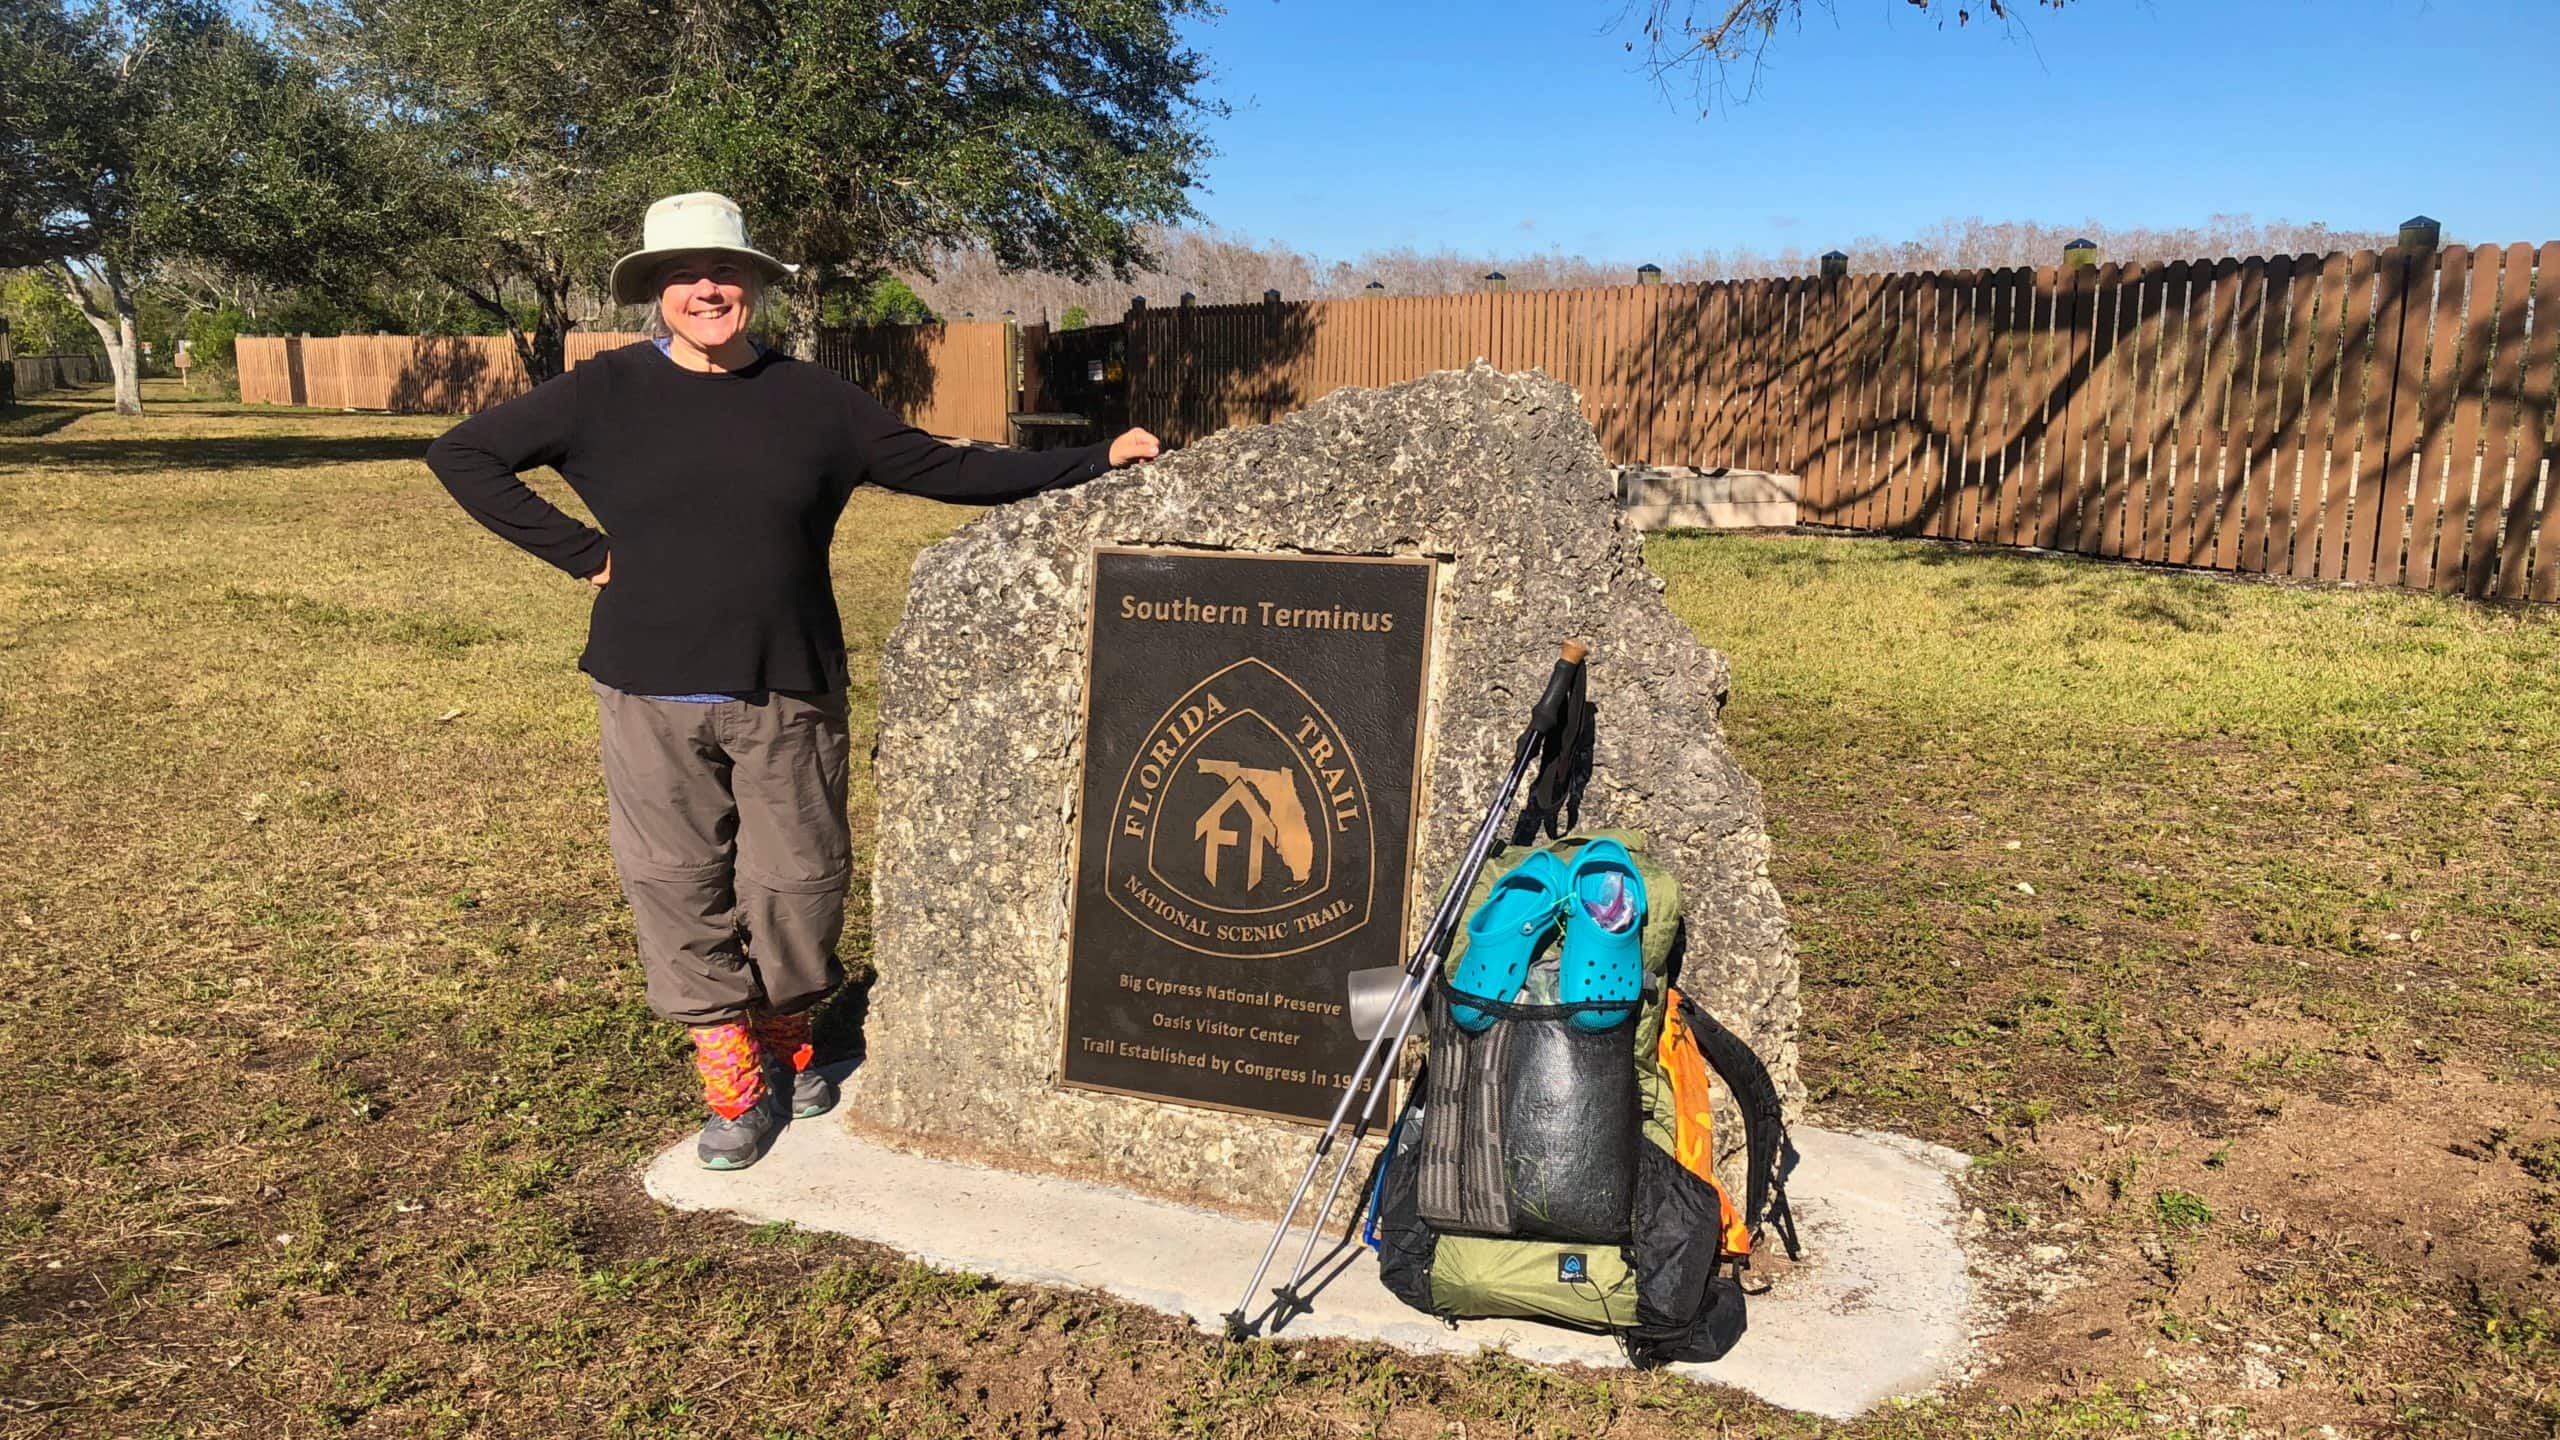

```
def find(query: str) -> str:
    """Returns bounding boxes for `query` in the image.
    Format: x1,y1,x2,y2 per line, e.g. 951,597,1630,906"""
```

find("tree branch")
42,260,114,326
1616,0,2067,113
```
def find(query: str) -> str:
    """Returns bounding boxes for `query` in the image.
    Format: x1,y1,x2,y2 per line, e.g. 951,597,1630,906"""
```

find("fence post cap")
1363,280,1386,294
2397,215,2442,251
1179,292,1196,308
1262,288,1281,303
1636,263,1663,286
1131,295,1146,310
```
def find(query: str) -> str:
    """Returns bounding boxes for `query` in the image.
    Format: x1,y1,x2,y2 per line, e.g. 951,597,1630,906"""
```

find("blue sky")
1180,0,2560,263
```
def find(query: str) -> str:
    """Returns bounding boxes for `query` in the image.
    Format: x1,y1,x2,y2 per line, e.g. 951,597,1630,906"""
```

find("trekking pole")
1261,909,1441,1318
1262,634,1592,1316
1221,640,1590,1340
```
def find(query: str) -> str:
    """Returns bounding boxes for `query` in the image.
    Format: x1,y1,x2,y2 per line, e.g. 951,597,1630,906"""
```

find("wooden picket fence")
1792,245,2560,602
236,333,643,412
220,246,2560,601
235,323,1015,441
10,352,106,399
1116,242,2560,601
809,323,1012,442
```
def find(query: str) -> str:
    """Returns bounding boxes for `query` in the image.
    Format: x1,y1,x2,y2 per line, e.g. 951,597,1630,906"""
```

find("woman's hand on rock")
1107,429,1161,468
588,553,612,587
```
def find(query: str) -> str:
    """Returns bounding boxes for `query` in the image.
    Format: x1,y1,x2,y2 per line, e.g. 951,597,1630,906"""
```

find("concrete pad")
645,1111,1974,1418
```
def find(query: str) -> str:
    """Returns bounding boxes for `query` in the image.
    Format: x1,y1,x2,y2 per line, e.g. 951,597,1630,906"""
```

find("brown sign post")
1061,547,1436,1122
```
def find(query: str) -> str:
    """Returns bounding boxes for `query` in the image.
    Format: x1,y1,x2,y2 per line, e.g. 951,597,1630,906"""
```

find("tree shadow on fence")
1619,252,2532,594
811,323,941,428
1123,301,1321,448
11,353,108,401
389,338,525,416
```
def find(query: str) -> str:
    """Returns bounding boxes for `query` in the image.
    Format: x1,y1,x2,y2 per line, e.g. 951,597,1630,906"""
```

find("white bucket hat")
608,192,798,306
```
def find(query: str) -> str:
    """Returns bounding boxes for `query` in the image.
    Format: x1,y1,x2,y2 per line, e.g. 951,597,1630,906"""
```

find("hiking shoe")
788,1067,838,1119
695,1100,778,1170
1560,838,1646,1032
1448,850,1570,1032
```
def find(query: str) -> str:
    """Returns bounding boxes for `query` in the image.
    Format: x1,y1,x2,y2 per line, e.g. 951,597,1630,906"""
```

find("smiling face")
653,253,760,357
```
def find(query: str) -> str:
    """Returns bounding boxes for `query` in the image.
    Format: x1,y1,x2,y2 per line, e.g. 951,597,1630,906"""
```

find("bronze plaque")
1061,547,1436,1122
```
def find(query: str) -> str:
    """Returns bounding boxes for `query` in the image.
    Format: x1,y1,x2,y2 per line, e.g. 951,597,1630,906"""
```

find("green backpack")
1364,830,1800,1367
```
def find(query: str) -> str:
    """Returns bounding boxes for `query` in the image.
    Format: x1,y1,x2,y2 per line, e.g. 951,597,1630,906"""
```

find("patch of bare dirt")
1968,1063,2560,1435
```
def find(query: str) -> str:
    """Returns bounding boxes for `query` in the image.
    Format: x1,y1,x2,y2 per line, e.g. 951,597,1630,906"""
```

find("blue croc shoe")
1448,850,1570,1032
1560,838,1647,1031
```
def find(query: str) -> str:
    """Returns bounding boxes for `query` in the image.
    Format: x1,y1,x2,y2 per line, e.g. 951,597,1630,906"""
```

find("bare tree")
1842,214,2400,274
898,210,2391,322
909,225,1320,322
1611,1,2075,113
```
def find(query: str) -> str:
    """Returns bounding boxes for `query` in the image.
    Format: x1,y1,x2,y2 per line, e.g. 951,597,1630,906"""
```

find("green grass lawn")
1652,532,2560,1126
1,381,2553,1437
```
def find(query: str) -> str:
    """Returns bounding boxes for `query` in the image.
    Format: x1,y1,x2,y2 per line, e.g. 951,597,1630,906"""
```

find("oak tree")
2,0,426,412
279,0,1219,377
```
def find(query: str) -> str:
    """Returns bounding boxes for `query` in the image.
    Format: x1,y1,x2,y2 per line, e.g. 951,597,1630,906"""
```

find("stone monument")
853,363,1798,1213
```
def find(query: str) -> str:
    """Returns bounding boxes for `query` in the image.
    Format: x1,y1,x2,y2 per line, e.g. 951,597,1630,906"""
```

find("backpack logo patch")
1556,1253,1589,1284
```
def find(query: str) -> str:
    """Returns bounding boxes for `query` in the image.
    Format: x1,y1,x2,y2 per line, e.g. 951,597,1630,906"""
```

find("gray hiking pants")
592,682,851,1026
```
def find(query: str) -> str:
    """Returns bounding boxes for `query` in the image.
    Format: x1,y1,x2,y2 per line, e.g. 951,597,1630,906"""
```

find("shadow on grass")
1986,560,2076,589
0,399,92,438
2119,585,2235,634
198,405,443,424
1,435,434,474
221,587,507,652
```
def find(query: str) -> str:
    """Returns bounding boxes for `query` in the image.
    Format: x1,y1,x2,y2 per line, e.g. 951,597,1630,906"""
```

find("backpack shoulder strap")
1677,994,1804,1263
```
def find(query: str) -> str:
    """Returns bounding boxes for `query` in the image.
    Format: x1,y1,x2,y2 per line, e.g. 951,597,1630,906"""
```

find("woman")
427,191,1159,1169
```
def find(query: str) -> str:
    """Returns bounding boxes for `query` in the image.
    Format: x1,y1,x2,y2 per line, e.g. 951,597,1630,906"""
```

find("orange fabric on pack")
1660,987,1753,1260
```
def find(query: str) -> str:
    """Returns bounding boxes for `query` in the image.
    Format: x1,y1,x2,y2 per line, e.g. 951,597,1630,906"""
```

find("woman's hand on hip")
588,553,612,587
1107,429,1161,468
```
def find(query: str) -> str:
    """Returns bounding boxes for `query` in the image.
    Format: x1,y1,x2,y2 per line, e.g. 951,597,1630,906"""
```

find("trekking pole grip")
1530,640,1589,736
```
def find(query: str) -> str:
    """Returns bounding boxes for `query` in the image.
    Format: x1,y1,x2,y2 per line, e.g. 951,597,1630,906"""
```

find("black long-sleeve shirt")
425,342,1109,694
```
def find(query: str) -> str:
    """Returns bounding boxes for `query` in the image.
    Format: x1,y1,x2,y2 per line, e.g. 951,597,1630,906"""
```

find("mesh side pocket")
1417,990,1513,1235
1370,1103,1440,1316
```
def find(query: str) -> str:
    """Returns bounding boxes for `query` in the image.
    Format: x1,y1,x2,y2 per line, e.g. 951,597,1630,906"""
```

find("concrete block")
1615,467,1802,531
1623,500,1799,531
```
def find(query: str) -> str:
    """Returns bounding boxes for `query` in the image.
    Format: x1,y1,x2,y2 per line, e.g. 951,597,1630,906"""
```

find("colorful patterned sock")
750,1008,815,1074
689,1022,767,1119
